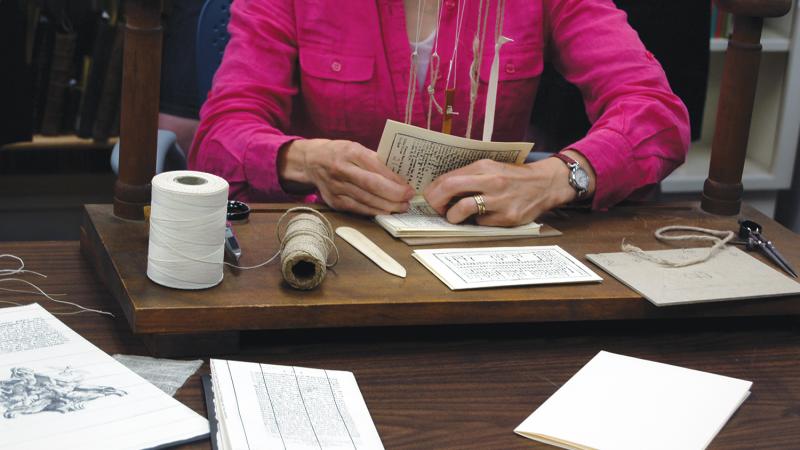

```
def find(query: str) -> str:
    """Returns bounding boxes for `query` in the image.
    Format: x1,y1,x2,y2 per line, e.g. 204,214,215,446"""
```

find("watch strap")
550,152,578,168
550,152,588,199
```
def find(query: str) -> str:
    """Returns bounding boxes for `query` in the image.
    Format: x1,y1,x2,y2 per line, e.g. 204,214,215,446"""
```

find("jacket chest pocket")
479,44,544,138
299,49,377,135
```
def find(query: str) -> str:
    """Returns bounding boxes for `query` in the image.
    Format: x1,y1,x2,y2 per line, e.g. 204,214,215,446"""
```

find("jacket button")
445,0,456,9
331,60,342,72
505,63,516,74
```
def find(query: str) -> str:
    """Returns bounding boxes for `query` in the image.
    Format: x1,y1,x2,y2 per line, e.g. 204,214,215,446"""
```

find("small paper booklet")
586,246,800,306
0,304,209,450
375,120,539,243
208,359,384,450
412,245,602,290
515,351,752,450
375,197,542,240
376,119,533,193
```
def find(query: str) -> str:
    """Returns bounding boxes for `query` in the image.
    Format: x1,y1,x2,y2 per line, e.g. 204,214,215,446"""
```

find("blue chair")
112,0,233,175
195,0,233,106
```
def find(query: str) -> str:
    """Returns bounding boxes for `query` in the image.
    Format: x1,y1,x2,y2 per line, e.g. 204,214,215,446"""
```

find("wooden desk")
4,240,799,449
80,202,800,355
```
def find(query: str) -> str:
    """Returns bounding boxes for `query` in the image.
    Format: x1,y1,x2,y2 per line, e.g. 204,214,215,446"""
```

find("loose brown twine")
275,207,339,290
621,225,735,268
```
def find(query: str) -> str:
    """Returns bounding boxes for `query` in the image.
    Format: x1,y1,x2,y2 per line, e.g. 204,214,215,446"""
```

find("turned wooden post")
702,0,791,215
114,0,163,220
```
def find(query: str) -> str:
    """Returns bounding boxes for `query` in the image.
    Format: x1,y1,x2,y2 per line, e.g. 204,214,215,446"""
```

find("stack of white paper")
515,351,752,450
0,304,209,450
375,197,542,239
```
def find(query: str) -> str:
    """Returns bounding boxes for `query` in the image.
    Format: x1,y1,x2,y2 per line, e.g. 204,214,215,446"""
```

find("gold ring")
473,194,487,216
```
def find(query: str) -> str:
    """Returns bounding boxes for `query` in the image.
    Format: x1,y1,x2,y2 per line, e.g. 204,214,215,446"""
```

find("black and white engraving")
0,367,127,418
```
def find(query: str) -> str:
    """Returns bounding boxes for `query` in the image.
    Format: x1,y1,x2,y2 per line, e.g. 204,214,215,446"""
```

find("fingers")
307,140,415,215
423,159,500,215
444,195,484,224
444,193,540,227
329,179,411,214
423,159,561,227
326,194,389,217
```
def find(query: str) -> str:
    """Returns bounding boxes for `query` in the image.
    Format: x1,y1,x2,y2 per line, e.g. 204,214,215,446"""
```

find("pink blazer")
189,0,690,210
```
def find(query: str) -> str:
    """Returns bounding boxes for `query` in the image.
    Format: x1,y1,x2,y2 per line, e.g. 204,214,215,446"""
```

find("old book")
377,119,532,192
0,304,209,449
31,13,55,133
515,351,752,450
77,12,116,138
209,359,384,450
40,29,76,135
374,120,538,240
92,21,124,141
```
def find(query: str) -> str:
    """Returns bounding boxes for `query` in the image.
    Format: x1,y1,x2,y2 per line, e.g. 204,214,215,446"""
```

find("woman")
189,0,689,226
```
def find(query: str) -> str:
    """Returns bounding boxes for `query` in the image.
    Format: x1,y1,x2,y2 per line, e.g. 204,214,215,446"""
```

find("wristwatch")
551,152,590,200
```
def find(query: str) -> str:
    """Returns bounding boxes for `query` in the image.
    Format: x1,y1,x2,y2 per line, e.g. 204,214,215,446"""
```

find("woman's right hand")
278,139,415,216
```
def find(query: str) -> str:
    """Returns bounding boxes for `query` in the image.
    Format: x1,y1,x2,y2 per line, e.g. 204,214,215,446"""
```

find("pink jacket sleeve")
188,0,303,201
545,0,691,209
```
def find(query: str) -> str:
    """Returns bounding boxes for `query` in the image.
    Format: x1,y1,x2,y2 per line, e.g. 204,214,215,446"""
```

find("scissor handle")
738,219,762,240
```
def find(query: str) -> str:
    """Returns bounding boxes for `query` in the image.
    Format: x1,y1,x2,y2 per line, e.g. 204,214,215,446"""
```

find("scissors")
224,201,250,264
735,219,797,278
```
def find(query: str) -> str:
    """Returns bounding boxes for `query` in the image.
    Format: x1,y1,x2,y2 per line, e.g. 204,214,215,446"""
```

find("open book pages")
0,304,209,450
376,119,533,193
514,351,752,450
209,359,384,450
586,246,800,306
375,197,542,238
412,245,602,290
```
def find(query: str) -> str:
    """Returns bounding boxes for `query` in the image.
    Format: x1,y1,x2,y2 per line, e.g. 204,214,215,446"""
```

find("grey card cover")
586,246,800,306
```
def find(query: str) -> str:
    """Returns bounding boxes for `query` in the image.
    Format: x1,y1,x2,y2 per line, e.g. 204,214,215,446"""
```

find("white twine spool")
147,170,229,289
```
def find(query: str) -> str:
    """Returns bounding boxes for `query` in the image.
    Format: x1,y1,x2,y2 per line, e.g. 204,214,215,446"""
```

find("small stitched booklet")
515,351,752,450
586,246,800,306
208,359,384,450
374,120,544,243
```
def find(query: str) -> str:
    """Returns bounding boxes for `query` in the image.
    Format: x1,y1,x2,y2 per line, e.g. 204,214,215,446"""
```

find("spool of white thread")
147,170,229,289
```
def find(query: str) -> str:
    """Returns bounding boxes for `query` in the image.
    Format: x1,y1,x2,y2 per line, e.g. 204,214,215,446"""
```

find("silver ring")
473,194,487,216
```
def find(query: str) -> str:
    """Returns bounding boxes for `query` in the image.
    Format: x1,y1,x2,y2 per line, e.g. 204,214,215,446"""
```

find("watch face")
573,167,590,190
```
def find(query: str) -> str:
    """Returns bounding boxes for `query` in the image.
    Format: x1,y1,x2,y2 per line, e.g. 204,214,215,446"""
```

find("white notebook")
515,351,752,450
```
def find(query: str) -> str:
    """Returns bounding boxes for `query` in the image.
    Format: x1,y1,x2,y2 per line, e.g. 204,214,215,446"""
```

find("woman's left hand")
422,151,596,226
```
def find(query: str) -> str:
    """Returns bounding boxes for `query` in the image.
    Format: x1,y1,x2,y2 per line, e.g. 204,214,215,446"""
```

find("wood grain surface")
2,240,799,449
81,202,800,336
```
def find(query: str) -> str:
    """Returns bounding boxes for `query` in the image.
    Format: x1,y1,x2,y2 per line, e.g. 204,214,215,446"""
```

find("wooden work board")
80,202,800,356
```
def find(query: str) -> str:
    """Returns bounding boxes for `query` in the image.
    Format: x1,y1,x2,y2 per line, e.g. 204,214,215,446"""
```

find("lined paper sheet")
210,359,384,450
0,304,209,450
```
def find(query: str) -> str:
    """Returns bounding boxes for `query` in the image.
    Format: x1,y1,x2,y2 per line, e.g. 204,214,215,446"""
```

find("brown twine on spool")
275,207,339,290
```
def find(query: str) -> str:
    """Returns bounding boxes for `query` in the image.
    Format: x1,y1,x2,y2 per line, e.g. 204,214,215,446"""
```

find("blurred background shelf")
663,3,800,218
